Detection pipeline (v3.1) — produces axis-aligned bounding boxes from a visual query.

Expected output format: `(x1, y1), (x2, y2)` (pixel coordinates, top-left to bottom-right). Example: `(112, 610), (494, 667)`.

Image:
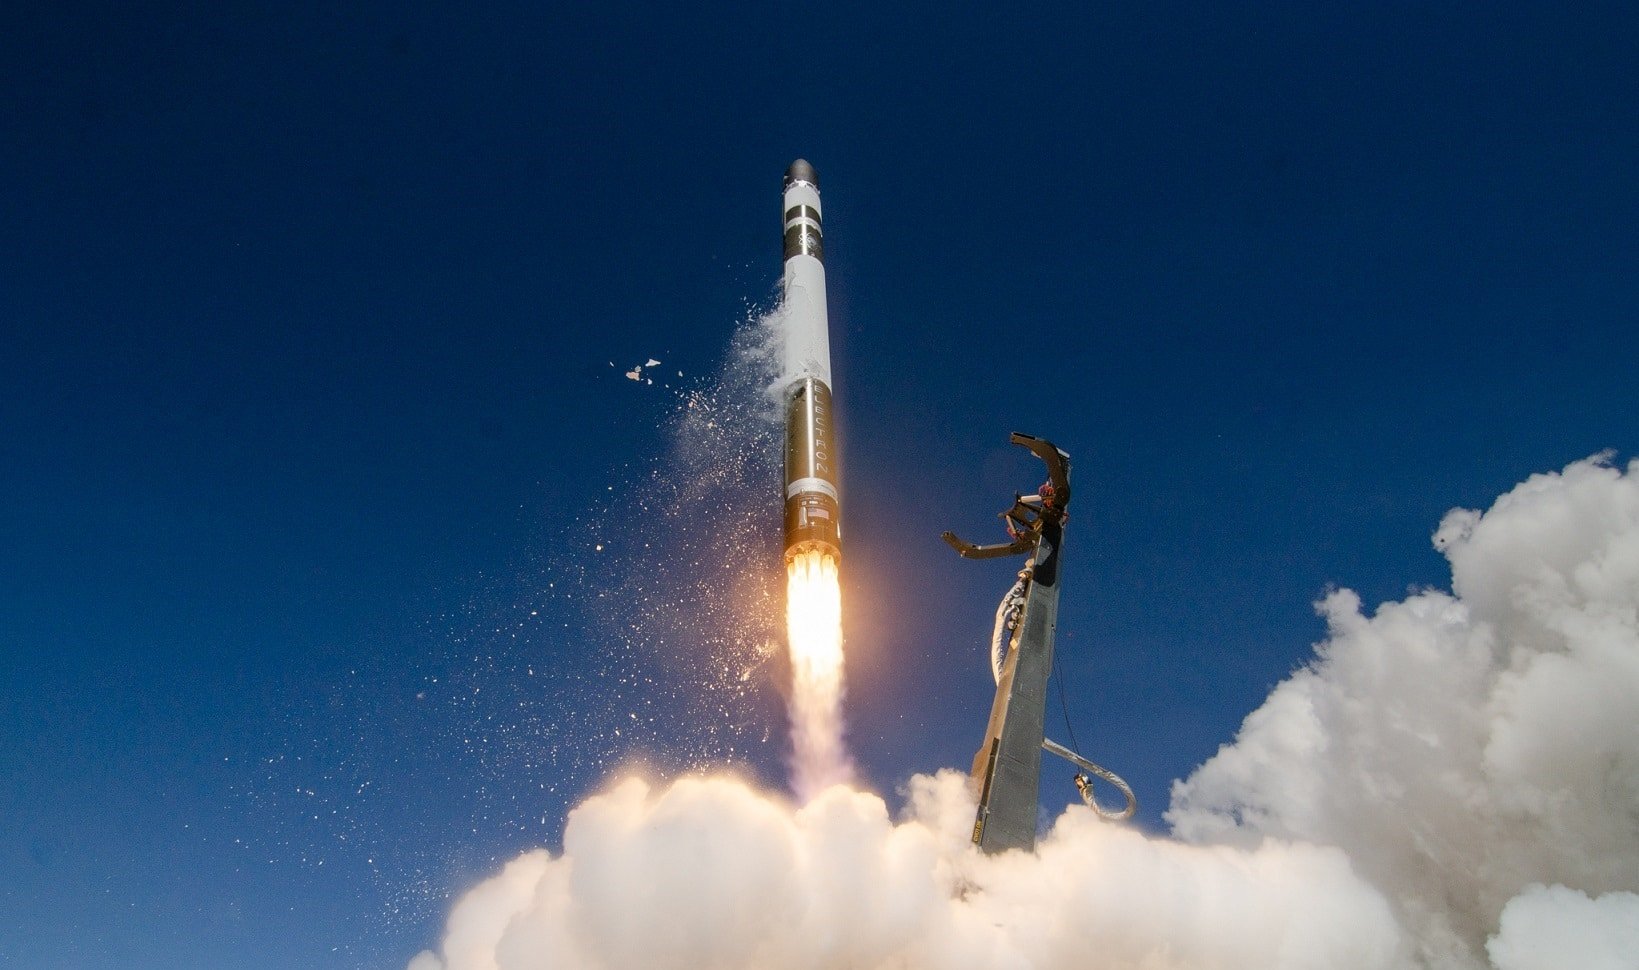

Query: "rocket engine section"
(784, 376), (840, 561)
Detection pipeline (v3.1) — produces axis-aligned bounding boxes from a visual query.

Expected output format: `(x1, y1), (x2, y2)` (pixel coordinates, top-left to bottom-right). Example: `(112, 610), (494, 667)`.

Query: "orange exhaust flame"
(784, 548), (850, 798)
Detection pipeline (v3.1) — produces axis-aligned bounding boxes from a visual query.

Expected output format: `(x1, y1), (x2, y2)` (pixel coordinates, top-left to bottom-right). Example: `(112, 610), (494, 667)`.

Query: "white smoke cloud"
(1169, 455), (1639, 967)
(411, 456), (1639, 970)
(410, 771), (1402, 970)
(1486, 885), (1639, 970)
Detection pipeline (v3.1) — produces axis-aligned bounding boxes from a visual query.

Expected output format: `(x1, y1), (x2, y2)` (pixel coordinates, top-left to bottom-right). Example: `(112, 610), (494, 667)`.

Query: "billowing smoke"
(408, 771), (1402, 970)
(409, 455), (1638, 969)
(1169, 454), (1639, 967)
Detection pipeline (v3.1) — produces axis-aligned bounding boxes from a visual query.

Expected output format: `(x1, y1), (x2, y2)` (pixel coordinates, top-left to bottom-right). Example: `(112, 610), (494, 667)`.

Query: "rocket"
(780, 159), (841, 565)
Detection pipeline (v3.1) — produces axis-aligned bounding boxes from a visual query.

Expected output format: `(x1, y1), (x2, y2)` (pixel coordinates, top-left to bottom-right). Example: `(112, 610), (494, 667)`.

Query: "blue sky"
(3, 3), (1636, 968)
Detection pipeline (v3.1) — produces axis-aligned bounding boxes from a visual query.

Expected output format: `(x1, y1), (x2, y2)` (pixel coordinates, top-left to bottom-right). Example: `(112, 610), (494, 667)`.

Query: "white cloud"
(1170, 455), (1639, 967)
(411, 771), (1401, 970)
(1486, 885), (1639, 970)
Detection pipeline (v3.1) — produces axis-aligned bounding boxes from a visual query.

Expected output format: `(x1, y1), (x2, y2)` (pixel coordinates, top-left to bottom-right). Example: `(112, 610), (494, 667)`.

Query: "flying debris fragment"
(623, 358), (663, 382)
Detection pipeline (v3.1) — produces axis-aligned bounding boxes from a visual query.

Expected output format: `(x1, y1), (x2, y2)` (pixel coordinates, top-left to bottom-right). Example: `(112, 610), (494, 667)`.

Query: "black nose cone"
(784, 158), (819, 189)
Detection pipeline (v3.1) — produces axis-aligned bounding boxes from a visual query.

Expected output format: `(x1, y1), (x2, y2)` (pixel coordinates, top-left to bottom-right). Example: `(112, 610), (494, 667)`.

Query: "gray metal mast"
(944, 433), (1135, 854)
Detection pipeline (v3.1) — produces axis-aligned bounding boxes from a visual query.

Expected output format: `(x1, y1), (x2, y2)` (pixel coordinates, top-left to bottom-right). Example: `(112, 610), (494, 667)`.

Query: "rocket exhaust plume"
(785, 549), (846, 796)
(779, 159), (851, 797)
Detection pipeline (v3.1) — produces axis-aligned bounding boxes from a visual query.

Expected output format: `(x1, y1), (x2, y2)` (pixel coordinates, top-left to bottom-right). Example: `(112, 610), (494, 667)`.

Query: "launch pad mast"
(944, 433), (1135, 854)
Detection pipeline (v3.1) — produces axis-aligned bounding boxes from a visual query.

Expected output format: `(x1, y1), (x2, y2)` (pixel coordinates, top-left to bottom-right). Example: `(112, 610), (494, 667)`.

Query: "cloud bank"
(412, 456), (1639, 970)
(1169, 454), (1639, 967)
(410, 771), (1401, 970)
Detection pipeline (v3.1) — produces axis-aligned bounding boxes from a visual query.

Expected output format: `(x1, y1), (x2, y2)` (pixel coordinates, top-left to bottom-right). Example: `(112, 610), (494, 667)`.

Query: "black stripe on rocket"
(783, 221), (823, 262)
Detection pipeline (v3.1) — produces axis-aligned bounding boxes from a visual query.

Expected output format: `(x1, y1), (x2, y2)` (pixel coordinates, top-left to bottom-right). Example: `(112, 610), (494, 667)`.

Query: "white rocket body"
(780, 174), (832, 389)
(779, 161), (841, 564)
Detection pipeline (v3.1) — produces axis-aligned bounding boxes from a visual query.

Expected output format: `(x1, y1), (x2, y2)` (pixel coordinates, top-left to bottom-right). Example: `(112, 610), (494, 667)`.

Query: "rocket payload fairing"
(780, 160), (841, 566)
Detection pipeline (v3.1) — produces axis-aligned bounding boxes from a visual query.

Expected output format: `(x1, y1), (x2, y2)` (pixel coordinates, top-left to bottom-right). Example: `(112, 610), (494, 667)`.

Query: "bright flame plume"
(784, 548), (851, 798)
